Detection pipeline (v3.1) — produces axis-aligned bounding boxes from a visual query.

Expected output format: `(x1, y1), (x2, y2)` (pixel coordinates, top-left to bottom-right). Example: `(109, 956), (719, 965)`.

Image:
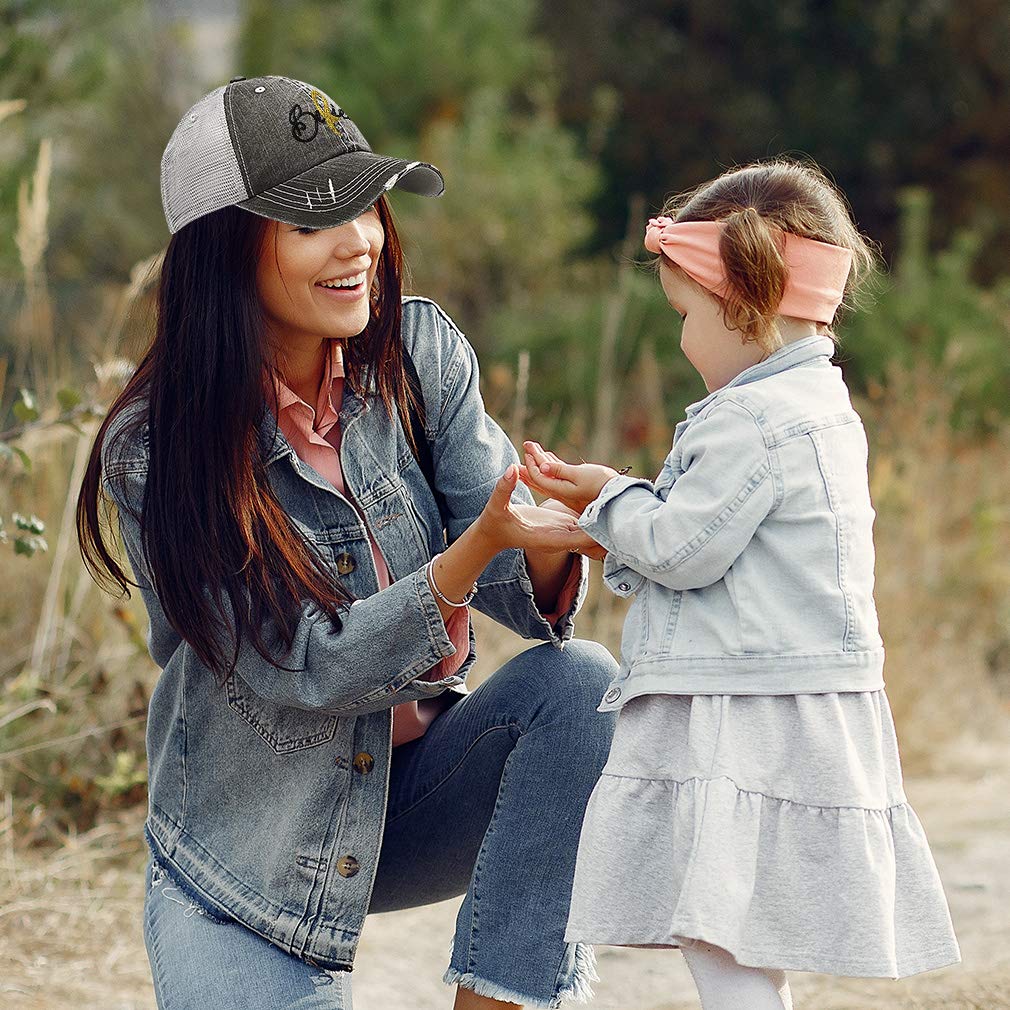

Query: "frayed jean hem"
(442, 942), (598, 1008)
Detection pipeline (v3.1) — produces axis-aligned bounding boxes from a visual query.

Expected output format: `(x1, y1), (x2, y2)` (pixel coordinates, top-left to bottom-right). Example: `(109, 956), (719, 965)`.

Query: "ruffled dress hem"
(565, 763), (961, 977)
(563, 923), (961, 979)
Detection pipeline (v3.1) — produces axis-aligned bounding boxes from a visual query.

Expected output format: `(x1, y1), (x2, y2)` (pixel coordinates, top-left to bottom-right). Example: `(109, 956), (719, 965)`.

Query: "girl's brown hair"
(662, 158), (878, 351)
(76, 195), (422, 679)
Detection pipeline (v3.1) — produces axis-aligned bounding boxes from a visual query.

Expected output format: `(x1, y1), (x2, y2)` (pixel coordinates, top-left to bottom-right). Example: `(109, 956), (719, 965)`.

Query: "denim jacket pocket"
(225, 672), (339, 754)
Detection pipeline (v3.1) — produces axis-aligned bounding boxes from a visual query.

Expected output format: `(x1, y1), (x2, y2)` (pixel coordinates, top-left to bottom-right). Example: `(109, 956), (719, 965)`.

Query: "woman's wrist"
(472, 510), (508, 556)
(425, 521), (499, 625)
(523, 546), (575, 615)
(426, 554), (476, 607)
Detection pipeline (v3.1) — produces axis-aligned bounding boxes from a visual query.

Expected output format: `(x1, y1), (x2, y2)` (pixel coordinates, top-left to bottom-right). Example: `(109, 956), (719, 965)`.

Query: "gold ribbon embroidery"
(311, 89), (344, 137)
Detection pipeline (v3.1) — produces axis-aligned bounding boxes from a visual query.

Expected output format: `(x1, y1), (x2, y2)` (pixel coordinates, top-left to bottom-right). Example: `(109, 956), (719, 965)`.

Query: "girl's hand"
(519, 441), (620, 515)
(537, 498), (608, 561)
(474, 465), (587, 555)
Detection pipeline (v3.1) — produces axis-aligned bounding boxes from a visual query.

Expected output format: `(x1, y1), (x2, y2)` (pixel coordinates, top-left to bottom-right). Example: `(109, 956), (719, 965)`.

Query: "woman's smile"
(314, 268), (369, 301)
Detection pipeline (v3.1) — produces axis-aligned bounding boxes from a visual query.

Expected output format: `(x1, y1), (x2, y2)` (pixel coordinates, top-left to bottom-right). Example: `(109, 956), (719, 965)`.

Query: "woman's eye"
(295, 226), (321, 235)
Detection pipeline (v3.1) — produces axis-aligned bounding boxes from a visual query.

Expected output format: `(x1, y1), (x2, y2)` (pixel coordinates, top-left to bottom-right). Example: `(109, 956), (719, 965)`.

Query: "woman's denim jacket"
(580, 334), (885, 712)
(101, 297), (588, 970)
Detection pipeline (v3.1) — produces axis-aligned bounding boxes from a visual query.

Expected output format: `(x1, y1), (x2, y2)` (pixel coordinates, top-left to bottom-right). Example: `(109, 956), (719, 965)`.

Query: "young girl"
(519, 159), (961, 1009)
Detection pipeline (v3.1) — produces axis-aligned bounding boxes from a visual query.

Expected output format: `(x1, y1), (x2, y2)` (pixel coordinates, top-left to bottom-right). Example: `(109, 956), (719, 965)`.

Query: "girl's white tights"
(681, 941), (793, 1010)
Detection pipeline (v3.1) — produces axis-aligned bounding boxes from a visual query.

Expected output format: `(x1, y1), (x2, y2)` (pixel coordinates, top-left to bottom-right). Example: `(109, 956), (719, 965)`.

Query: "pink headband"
(644, 216), (853, 324)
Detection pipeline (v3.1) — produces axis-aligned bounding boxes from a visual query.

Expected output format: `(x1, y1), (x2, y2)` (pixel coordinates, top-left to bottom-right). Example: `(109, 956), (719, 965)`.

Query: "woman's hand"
(538, 498), (607, 561)
(519, 441), (619, 515)
(474, 465), (588, 555)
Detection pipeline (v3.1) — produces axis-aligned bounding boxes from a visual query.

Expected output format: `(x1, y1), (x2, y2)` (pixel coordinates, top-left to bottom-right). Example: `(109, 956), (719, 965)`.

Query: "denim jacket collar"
(257, 377), (372, 466)
(685, 334), (835, 417)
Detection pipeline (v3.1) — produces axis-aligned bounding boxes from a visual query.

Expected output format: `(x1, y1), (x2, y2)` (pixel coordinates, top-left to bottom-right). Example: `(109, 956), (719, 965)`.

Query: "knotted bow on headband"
(644, 216), (853, 324)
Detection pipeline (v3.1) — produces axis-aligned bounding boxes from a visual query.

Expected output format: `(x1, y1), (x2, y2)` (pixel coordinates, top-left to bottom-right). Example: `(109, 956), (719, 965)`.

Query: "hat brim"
(237, 150), (444, 229)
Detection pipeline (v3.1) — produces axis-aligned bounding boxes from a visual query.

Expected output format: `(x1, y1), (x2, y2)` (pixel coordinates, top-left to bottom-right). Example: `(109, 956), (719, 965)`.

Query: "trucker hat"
(160, 75), (444, 234)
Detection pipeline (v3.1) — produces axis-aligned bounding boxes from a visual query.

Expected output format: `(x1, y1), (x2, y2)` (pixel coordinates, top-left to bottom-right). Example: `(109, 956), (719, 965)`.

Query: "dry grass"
(860, 365), (1010, 773)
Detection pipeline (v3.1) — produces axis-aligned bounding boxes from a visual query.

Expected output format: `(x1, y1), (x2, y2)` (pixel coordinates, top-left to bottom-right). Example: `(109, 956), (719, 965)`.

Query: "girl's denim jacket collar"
(684, 334), (836, 416)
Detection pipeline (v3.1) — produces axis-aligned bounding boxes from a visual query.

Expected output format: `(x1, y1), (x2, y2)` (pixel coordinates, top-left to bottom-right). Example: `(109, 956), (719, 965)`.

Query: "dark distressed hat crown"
(160, 75), (444, 234)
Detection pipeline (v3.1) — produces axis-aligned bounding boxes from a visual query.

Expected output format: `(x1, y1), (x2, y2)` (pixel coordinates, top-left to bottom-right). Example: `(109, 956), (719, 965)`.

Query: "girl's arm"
(523, 401), (776, 591)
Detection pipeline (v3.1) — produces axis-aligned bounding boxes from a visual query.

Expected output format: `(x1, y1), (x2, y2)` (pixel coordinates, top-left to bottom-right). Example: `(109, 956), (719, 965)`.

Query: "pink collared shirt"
(270, 339), (578, 746)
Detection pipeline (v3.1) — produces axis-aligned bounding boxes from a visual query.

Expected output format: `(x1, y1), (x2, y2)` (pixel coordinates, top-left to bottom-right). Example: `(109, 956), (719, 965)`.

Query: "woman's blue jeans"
(142, 639), (618, 1009)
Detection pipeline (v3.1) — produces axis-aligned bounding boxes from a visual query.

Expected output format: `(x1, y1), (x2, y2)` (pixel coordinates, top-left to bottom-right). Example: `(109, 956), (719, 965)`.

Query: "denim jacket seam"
(713, 397), (784, 512)
(401, 296), (466, 435)
(103, 460), (148, 480)
(631, 647), (883, 663)
(412, 565), (460, 662)
(808, 429), (856, 652)
(767, 411), (861, 448)
(437, 343), (469, 435)
(147, 813), (342, 936)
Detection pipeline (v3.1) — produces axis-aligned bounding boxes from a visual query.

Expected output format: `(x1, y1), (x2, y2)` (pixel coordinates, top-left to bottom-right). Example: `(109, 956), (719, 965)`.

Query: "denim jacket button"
(604, 686), (622, 704)
(336, 551), (356, 575)
(337, 855), (360, 878)
(352, 752), (374, 774)
(618, 582), (631, 593)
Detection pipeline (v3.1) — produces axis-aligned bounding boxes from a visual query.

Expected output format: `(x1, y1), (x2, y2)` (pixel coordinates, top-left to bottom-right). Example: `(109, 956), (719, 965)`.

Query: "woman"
(77, 75), (618, 1009)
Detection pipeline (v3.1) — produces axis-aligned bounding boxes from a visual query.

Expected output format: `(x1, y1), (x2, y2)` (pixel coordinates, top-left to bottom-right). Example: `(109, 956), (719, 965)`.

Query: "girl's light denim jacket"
(580, 334), (885, 712)
(101, 297), (588, 970)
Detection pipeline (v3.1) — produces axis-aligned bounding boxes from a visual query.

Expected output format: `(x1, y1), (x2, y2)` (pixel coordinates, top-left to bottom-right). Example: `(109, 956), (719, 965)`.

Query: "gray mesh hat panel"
(161, 86), (250, 234)
(159, 75), (443, 234)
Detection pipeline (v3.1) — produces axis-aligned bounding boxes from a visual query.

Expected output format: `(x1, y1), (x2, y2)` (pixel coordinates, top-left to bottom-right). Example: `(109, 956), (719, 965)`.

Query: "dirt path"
(3, 751), (1008, 1009)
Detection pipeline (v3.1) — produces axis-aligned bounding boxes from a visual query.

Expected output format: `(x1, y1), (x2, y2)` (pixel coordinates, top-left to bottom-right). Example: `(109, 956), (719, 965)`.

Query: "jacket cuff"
(515, 549), (589, 647)
(418, 606), (471, 683)
(409, 565), (460, 671)
(601, 553), (645, 597)
(577, 474), (654, 550)
(578, 475), (657, 598)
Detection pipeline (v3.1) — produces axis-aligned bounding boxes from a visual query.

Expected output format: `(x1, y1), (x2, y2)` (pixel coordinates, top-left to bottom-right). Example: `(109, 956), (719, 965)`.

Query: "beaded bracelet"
(426, 553), (477, 608)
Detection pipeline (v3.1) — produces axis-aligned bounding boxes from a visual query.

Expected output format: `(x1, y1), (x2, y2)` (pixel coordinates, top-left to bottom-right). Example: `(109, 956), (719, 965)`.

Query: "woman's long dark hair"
(77, 196), (421, 680)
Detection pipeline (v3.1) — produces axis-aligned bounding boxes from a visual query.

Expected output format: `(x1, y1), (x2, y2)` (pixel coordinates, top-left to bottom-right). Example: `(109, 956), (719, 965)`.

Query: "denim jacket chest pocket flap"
(224, 670), (341, 755)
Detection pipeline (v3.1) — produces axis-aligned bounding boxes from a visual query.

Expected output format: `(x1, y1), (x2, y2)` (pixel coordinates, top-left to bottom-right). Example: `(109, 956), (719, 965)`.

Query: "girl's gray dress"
(564, 689), (961, 978)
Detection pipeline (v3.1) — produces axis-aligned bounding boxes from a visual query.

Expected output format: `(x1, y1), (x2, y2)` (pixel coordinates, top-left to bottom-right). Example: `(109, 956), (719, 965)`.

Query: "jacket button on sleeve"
(337, 855), (360, 878)
(352, 751), (374, 774)
(336, 551), (356, 576)
(603, 686), (622, 704)
(618, 582), (631, 592)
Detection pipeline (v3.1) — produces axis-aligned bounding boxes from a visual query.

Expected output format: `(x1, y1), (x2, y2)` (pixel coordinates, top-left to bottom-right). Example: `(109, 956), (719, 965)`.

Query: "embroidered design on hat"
(289, 89), (349, 143)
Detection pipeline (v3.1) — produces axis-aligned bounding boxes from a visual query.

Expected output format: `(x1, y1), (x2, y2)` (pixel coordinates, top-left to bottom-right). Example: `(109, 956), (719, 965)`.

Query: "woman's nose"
(330, 218), (372, 258)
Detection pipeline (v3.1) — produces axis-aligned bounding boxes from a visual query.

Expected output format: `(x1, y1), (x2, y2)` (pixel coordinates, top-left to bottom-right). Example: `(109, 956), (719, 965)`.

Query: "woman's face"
(255, 206), (384, 349)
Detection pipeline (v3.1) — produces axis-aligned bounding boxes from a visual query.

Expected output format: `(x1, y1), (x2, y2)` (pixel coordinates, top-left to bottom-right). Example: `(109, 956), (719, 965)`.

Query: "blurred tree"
(843, 187), (1010, 431)
(0, 0), (192, 282)
(539, 0), (1010, 278)
(235, 0), (601, 338)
